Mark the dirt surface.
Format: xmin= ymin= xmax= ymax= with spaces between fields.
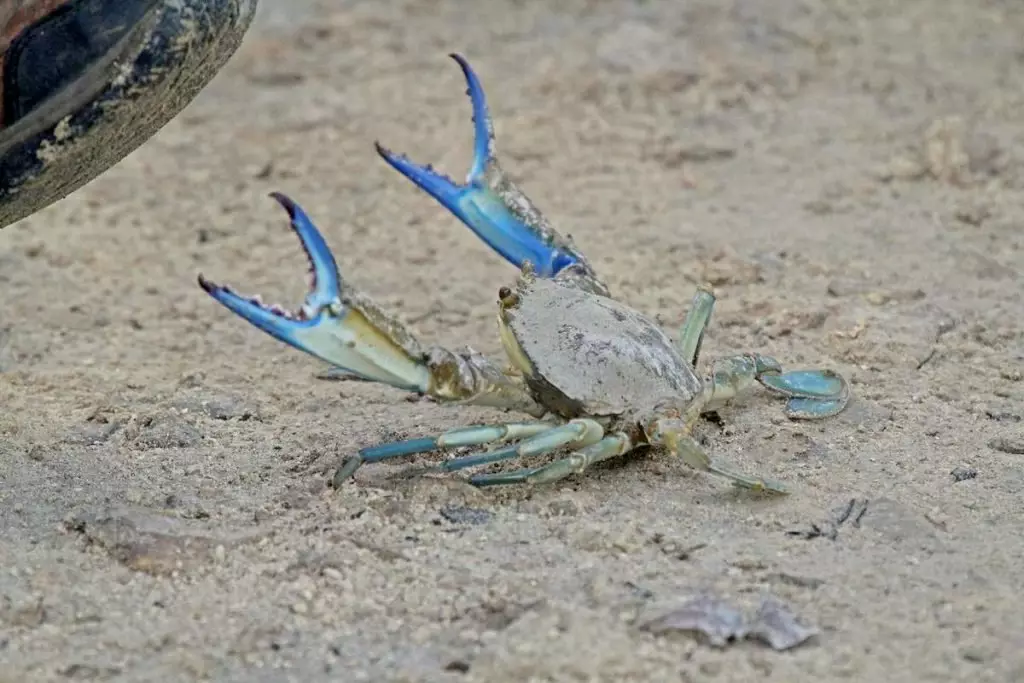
xmin=1 ymin=1 xmax=1023 ymax=681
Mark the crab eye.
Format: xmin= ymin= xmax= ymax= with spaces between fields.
xmin=498 ymin=287 xmax=519 ymax=309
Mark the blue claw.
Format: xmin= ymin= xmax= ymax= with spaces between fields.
xmin=375 ymin=53 xmax=583 ymax=278
xmin=270 ymin=192 xmax=341 ymax=311
xmin=453 ymin=52 xmax=493 ymax=182
xmin=198 ymin=193 xmax=339 ymax=350
xmin=198 ymin=194 xmax=431 ymax=393
xmin=759 ymin=370 xmax=850 ymax=420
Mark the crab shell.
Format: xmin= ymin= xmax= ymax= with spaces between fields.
xmin=497 ymin=270 xmax=703 ymax=421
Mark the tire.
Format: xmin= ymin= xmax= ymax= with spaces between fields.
xmin=0 ymin=0 xmax=259 ymax=230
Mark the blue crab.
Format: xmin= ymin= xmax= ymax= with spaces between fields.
xmin=198 ymin=54 xmax=849 ymax=494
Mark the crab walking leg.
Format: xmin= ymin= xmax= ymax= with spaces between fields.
xmin=436 ymin=418 xmax=604 ymax=475
xmin=198 ymin=193 xmax=544 ymax=416
xmin=644 ymin=411 xmax=790 ymax=495
xmin=676 ymin=285 xmax=716 ymax=366
xmin=470 ymin=432 xmax=634 ymax=487
xmin=374 ymin=54 xmax=609 ymax=297
xmin=701 ymin=353 xmax=850 ymax=419
xmin=333 ymin=421 xmax=553 ymax=482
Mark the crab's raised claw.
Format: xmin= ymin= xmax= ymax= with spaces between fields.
xmin=198 ymin=193 xmax=430 ymax=392
xmin=758 ymin=369 xmax=850 ymax=420
xmin=375 ymin=54 xmax=597 ymax=286
xmin=199 ymin=193 xmax=544 ymax=417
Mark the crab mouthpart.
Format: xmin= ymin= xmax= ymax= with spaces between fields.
xmin=197 ymin=192 xmax=342 ymax=346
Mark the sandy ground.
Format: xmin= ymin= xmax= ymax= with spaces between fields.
xmin=1 ymin=0 xmax=1023 ymax=681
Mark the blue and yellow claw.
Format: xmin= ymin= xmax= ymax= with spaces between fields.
xmin=198 ymin=194 xmax=431 ymax=393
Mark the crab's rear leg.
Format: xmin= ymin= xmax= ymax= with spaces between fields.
xmin=756 ymin=370 xmax=849 ymax=419
xmin=375 ymin=53 xmax=608 ymax=297
xmin=677 ymin=287 xmax=850 ymax=419
xmin=198 ymin=193 xmax=545 ymax=419
xmin=644 ymin=410 xmax=790 ymax=495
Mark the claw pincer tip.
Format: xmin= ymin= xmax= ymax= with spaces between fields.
xmin=268 ymin=191 xmax=298 ymax=216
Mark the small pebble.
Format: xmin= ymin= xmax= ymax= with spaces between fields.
xmin=439 ymin=506 xmax=492 ymax=526
xmin=950 ymin=466 xmax=977 ymax=482
xmin=699 ymin=661 xmax=722 ymax=676
xmin=989 ymin=435 xmax=1024 ymax=455
xmin=547 ymin=498 xmax=580 ymax=517
xmin=960 ymin=645 xmax=987 ymax=663
xmin=999 ymin=367 xmax=1022 ymax=382
xmin=924 ymin=508 xmax=949 ymax=531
